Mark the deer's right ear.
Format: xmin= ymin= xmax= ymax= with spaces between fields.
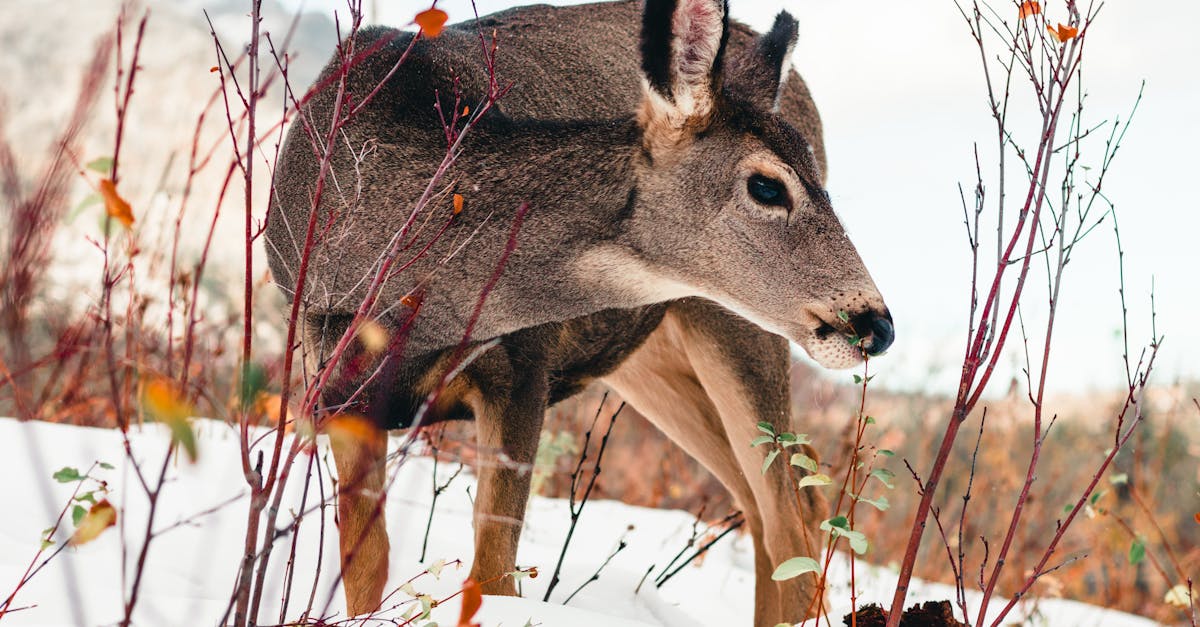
xmin=639 ymin=0 xmax=729 ymax=149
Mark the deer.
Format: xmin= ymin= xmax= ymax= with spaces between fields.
xmin=264 ymin=1 xmax=894 ymax=625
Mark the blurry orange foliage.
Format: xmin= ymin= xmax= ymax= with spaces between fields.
xmin=1018 ymin=1 xmax=1041 ymax=18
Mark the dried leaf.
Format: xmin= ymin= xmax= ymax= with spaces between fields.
xmin=401 ymin=292 xmax=421 ymax=309
xmin=1047 ymin=22 xmax=1079 ymax=42
xmin=415 ymin=8 xmax=449 ymax=38
xmin=453 ymin=193 xmax=464 ymax=215
xmin=69 ymin=500 xmax=116 ymax=546
xmin=1018 ymin=1 xmax=1041 ymax=18
xmin=457 ymin=577 xmax=482 ymax=627
xmin=99 ymin=178 xmax=133 ymax=228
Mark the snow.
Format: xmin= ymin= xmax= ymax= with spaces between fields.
xmin=0 ymin=418 xmax=1161 ymax=626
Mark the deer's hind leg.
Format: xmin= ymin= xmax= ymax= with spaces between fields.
xmin=330 ymin=420 xmax=390 ymax=616
xmin=304 ymin=313 xmax=392 ymax=617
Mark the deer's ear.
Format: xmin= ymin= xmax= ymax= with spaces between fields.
xmin=725 ymin=11 xmax=799 ymax=112
xmin=639 ymin=0 xmax=729 ymax=142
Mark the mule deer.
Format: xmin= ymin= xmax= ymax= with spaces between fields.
xmin=265 ymin=1 xmax=893 ymax=624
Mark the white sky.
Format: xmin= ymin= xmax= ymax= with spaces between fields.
xmin=282 ymin=0 xmax=1199 ymax=395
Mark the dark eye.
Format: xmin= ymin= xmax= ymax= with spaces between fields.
xmin=747 ymin=174 xmax=788 ymax=207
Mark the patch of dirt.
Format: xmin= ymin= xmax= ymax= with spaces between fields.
xmin=843 ymin=601 xmax=966 ymax=627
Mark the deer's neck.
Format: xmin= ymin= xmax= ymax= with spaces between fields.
xmin=411 ymin=116 xmax=656 ymax=349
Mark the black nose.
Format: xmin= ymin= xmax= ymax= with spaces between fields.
xmin=851 ymin=311 xmax=894 ymax=357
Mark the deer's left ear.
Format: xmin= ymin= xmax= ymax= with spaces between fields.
xmin=639 ymin=0 xmax=729 ymax=142
xmin=725 ymin=11 xmax=799 ymax=112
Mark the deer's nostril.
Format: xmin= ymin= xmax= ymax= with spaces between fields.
xmin=867 ymin=315 xmax=894 ymax=356
xmin=849 ymin=311 xmax=894 ymax=357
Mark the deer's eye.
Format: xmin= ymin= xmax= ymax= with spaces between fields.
xmin=747 ymin=174 xmax=787 ymax=207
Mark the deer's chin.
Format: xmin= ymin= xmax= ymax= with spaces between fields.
xmin=796 ymin=331 xmax=864 ymax=370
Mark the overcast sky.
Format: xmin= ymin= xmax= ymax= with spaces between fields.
xmin=280 ymin=0 xmax=1199 ymax=395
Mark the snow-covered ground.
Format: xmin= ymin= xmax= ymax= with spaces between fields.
xmin=0 ymin=418 xmax=1161 ymax=626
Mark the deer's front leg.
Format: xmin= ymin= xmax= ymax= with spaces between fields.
xmin=467 ymin=372 xmax=548 ymax=595
xmin=330 ymin=418 xmax=390 ymax=616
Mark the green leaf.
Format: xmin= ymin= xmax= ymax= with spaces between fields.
xmin=864 ymin=416 xmax=876 ymax=425
xmin=843 ymin=529 xmax=869 ymax=555
xmin=40 ymin=526 xmax=56 ymax=550
xmin=68 ymin=192 xmax=103 ymax=223
xmin=85 ymin=156 xmax=113 ymax=175
xmin=1129 ymin=538 xmax=1146 ymax=565
xmin=858 ymin=495 xmax=890 ymax=512
xmin=52 ymin=467 xmax=83 ymax=483
xmin=1090 ymin=489 xmax=1107 ymax=505
xmin=98 ymin=462 xmax=115 ymax=470
xmin=777 ymin=432 xmax=797 ymax=443
xmin=837 ymin=310 xmax=850 ymax=323
xmin=71 ymin=504 xmax=87 ymax=527
xmin=762 ymin=449 xmax=780 ymax=475
xmin=238 ymin=362 xmax=268 ymax=410
xmin=1063 ymin=503 xmax=1075 ymax=514
xmin=169 ymin=419 xmax=198 ymax=463
xmin=853 ymin=374 xmax=863 ymax=384
xmin=1109 ymin=473 xmax=1129 ymax=486
xmin=771 ymin=556 xmax=820 ymax=581
xmin=75 ymin=491 xmax=97 ymax=505
xmin=822 ymin=516 xmax=850 ymax=531
xmin=756 ymin=421 xmax=776 ymax=436
xmin=797 ymin=474 xmax=832 ymax=488
xmin=750 ymin=435 xmax=775 ymax=448
xmin=878 ymin=449 xmax=895 ymax=457
xmin=870 ymin=468 xmax=896 ymax=489
xmin=789 ymin=453 xmax=818 ymax=473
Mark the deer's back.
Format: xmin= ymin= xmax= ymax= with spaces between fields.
xmin=271 ymin=1 xmax=828 ymax=428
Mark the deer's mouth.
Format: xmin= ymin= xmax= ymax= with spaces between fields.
xmin=799 ymin=308 xmax=894 ymax=369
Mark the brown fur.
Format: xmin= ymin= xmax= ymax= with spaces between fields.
xmin=266 ymin=2 xmax=893 ymax=625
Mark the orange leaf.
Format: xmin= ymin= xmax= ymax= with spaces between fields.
xmin=1018 ymin=1 xmax=1041 ymax=18
xmin=144 ymin=377 xmax=199 ymax=462
xmin=457 ymin=577 xmax=482 ymax=627
xmin=209 ymin=66 xmax=219 ymax=73
xmin=401 ymin=292 xmax=421 ymax=309
xmin=462 ymin=105 xmax=470 ymax=117
xmin=70 ymin=499 xmax=117 ymax=546
xmin=1047 ymin=22 xmax=1079 ymax=42
xmin=453 ymin=193 xmax=464 ymax=215
xmin=1194 ymin=512 xmax=1200 ymax=524
xmin=99 ymin=178 xmax=134 ymax=228
xmin=415 ymin=8 xmax=449 ymax=38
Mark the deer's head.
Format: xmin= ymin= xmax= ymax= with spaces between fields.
xmin=581 ymin=0 xmax=892 ymax=369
